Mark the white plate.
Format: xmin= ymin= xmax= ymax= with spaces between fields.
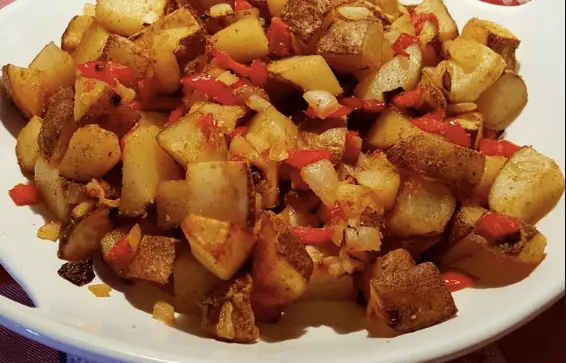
xmin=0 ymin=0 xmax=564 ymax=362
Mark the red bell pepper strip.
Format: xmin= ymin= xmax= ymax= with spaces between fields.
xmin=476 ymin=213 xmax=522 ymax=241
xmin=444 ymin=120 xmax=472 ymax=148
xmin=211 ymin=49 xmax=268 ymax=87
xmin=227 ymin=126 xmax=249 ymax=144
xmin=305 ymin=104 xmax=352 ymax=119
xmin=392 ymin=33 xmax=418 ymax=58
xmin=138 ymin=78 xmax=154 ymax=102
xmin=409 ymin=11 xmax=439 ymax=35
xmin=441 ymin=269 xmax=475 ymax=292
xmin=267 ymin=17 xmax=291 ymax=57
xmin=8 ymin=183 xmax=40 ymax=206
xmin=182 ymin=73 xmax=240 ymax=105
xmin=482 ymin=128 xmax=500 ymax=140
xmin=199 ymin=113 xmax=218 ymax=139
xmin=341 ymin=97 xmax=386 ymax=113
xmin=234 ymin=0 xmax=253 ymax=11
xmin=392 ymin=87 xmax=425 ymax=108
xmin=478 ymin=139 xmax=522 ymax=158
xmin=291 ymin=227 xmax=335 ymax=245
xmin=343 ymin=131 xmax=362 ymax=165
xmin=285 ymin=149 xmax=333 ymax=169
xmin=411 ymin=109 xmax=471 ymax=148
xmin=77 ymin=61 xmax=134 ymax=88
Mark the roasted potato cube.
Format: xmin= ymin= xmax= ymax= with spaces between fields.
xmin=317 ymin=19 xmax=384 ymax=74
xmin=448 ymin=205 xmax=487 ymax=248
xmin=211 ymin=16 xmax=269 ymax=63
xmin=95 ymin=0 xmax=169 ymax=36
xmin=201 ymin=273 xmax=259 ymax=343
xmin=181 ymin=214 xmax=258 ymax=280
xmin=474 ymin=71 xmax=527 ymax=131
xmin=461 ymin=18 xmax=520 ymax=71
xmin=29 ymin=42 xmax=75 ymax=98
xmin=251 ymin=212 xmax=314 ymax=322
xmin=364 ymin=107 xmax=421 ymax=150
xmin=387 ymin=133 xmax=485 ymax=195
xmin=353 ymin=151 xmax=400 ymax=212
xmin=38 ymin=87 xmax=77 ymax=163
xmin=280 ymin=0 xmax=334 ymax=52
xmin=267 ymin=0 xmax=289 ymax=16
xmin=206 ymin=8 xmax=261 ymax=34
xmin=299 ymin=267 xmax=354 ymax=301
xmin=267 ymin=55 xmax=343 ymax=97
xmin=185 ymin=161 xmax=255 ymax=227
xmin=59 ymin=125 xmax=121 ymax=182
xmin=189 ymin=102 xmax=246 ymax=134
xmin=34 ymin=157 xmax=70 ymax=222
xmin=368 ymin=262 xmax=457 ymax=333
xmin=61 ymin=15 xmax=95 ymax=54
xmin=362 ymin=248 xmax=415 ymax=301
xmin=130 ymin=6 xmax=202 ymax=45
xmin=372 ymin=0 xmax=400 ymax=18
xmin=16 ymin=116 xmax=43 ymax=174
xmin=245 ymin=105 xmax=298 ymax=152
xmin=385 ymin=13 xmax=415 ymax=44
xmin=414 ymin=0 xmax=458 ymax=42
xmin=71 ymin=22 xmax=110 ymax=65
xmin=1 ymin=65 xmax=47 ymax=119
xmin=419 ymin=67 xmax=447 ymax=111
xmin=156 ymin=180 xmax=191 ymax=229
xmin=157 ymin=112 xmax=228 ymax=167
xmin=474 ymin=155 xmax=507 ymax=206
xmin=120 ymin=123 xmax=183 ymax=217
xmin=126 ymin=236 xmax=178 ymax=284
xmin=386 ymin=175 xmax=456 ymax=238
xmin=173 ymin=248 xmax=221 ymax=314
xmin=354 ymin=44 xmax=422 ymax=102
xmin=489 ymin=147 xmax=565 ymax=225
xmin=101 ymin=35 xmax=151 ymax=80
xmin=59 ymin=208 xmax=113 ymax=261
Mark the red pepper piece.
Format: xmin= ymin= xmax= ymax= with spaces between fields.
xmin=285 ymin=149 xmax=333 ymax=169
xmin=409 ymin=11 xmax=439 ymax=35
xmin=482 ymin=128 xmax=500 ymax=140
xmin=340 ymin=97 xmax=386 ymax=113
xmin=343 ymin=131 xmax=362 ymax=165
xmin=213 ymin=50 xmax=269 ymax=87
xmin=105 ymin=236 xmax=136 ymax=271
xmin=476 ymin=213 xmax=522 ymax=241
xmin=8 ymin=183 xmax=40 ymax=206
xmin=444 ymin=120 xmax=472 ymax=148
xmin=199 ymin=113 xmax=218 ymax=139
xmin=227 ymin=126 xmax=249 ymax=144
xmin=291 ymin=227 xmax=335 ymax=245
xmin=328 ymin=104 xmax=353 ymax=118
xmin=164 ymin=108 xmax=184 ymax=128
xmin=392 ymin=87 xmax=425 ymax=108
xmin=392 ymin=33 xmax=418 ymax=58
xmin=77 ymin=61 xmax=134 ymax=88
xmin=234 ymin=0 xmax=253 ymax=11
xmin=182 ymin=73 xmax=240 ymax=105
xmin=267 ymin=17 xmax=291 ymax=57
xmin=341 ymin=97 xmax=363 ymax=110
xmin=249 ymin=59 xmax=269 ymax=87
xmin=441 ymin=269 xmax=475 ymax=292
xmin=411 ymin=108 xmax=447 ymax=133
xmin=304 ymin=107 xmax=318 ymax=119
xmin=479 ymin=139 xmax=522 ymax=158
xmin=138 ymin=78 xmax=154 ymax=102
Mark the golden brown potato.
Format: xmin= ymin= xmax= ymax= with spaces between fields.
xmin=387 ymin=133 xmax=486 ymax=195
xmin=280 ymin=0 xmax=334 ymax=52
xmin=59 ymin=125 xmax=121 ymax=182
xmin=461 ymin=18 xmax=520 ymax=71
xmin=414 ymin=0 xmax=458 ymax=42
xmin=29 ymin=42 xmax=75 ymax=98
xmin=59 ymin=208 xmax=113 ymax=261
xmin=189 ymin=102 xmax=246 ymax=134
xmin=245 ymin=105 xmax=299 ymax=152
xmin=299 ymin=267 xmax=355 ymax=301
xmin=206 ymin=8 xmax=260 ymax=34
xmin=267 ymin=0 xmax=288 ymax=16
xmin=474 ymin=71 xmax=527 ymax=131
xmin=353 ymin=152 xmax=400 ymax=212
xmin=2 ymin=65 xmax=47 ymax=119
xmin=368 ymin=262 xmax=457 ymax=333
xmin=126 ymin=236 xmax=179 ymax=284
xmin=447 ymin=205 xmax=487 ymax=248
xmin=372 ymin=0 xmax=400 ymax=18
xmin=489 ymin=147 xmax=565 ymax=225
xmin=130 ymin=6 xmax=202 ymax=45
xmin=120 ymin=123 xmax=183 ymax=217
xmin=157 ymin=112 xmax=228 ymax=167
xmin=181 ymin=214 xmax=258 ymax=280
xmin=362 ymin=248 xmax=415 ymax=301
xmin=267 ymin=55 xmax=343 ymax=97
xmin=211 ymin=16 xmax=269 ymax=63
xmin=251 ymin=212 xmax=314 ymax=322
xmin=474 ymin=155 xmax=507 ymax=206
xmin=201 ymin=273 xmax=259 ymax=343
xmin=71 ymin=22 xmax=110 ymax=65
xmin=317 ymin=19 xmax=384 ymax=74
xmin=95 ymin=0 xmax=169 ymax=36
xmin=34 ymin=157 xmax=71 ymax=222
xmin=16 ymin=116 xmax=43 ymax=174
xmin=386 ymin=175 xmax=456 ymax=238
xmin=446 ymin=102 xmax=477 ymax=116
xmin=156 ymin=180 xmax=191 ymax=230
xmin=364 ymin=107 xmax=421 ymax=150
xmin=384 ymin=13 xmax=415 ymax=44
xmin=101 ymin=35 xmax=151 ymax=79
xmin=419 ymin=67 xmax=447 ymax=111
xmin=61 ymin=15 xmax=94 ymax=54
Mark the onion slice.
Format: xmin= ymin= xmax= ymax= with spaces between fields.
xmin=303 ymin=90 xmax=341 ymax=119
xmin=301 ymin=159 xmax=339 ymax=206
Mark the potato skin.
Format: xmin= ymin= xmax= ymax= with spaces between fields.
xmin=280 ymin=0 xmax=334 ymax=51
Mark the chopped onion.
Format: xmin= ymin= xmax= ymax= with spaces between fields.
xmin=259 ymin=17 xmax=266 ymax=26
xmin=246 ymin=93 xmax=272 ymax=112
xmin=210 ymin=3 xmax=234 ymax=17
xmin=303 ymin=90 xmax=340 ymax=119
xmin=301 ymin=159 xmax=339 ymax=206
xmin=217 ymin=71 xmax=240 ymax=86
xmin=338 ymin=6 xmax=372 ymax=21
xmin=153 ymin=301 xmax=175 ymax=325
xmin=344 ymin=226 xmax=382 ymax=252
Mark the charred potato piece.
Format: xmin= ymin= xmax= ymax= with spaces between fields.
xmin=1 ymin=65 xmax=47 ymax=119
xmin=364 ymin=107 xmax=422 ymax=150
xmin=95 ymin=0 xmax=170 ymax=36
xmin=71 ymin=22 xmax=110 ymax=65
xmin=280 ymin=0 xmax=334 ymax=52
xmin=61 ymin=15 xmax=95 ymax=53
xmin=489 ymin=147 xmax=565 ymax=225
xmin=29 ymin=42 xmax=75 ymax=98
xmin=387 ymin=133 xmax=485 ymax=195
xmin=201 ymin=273 xmax=259 ymax=343
xmin=211 ymin=16 xmax=269 ymax=63
xmin=126 ymin=235 xmax=178 ymax=284
xmin=34 ymin=157 xmax=70 ymax=222
xmin=101 ymin=35 xmax=151 ymax=80
xmin=189 ymin=102 xmax=246 ymax=134
xmin=59 ymin=208 xmax=113 ymax=261
xmin=16 ymin=116 xmax=43 ymax=174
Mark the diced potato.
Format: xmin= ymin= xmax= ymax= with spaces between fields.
xmin=156 ymin=180 xmax=191 ymax=229
xmin=37 ymin=221 xmax=62 ymax=241
xmin=34 ymin=157 xmax=70 ymax=222
xmin=364 ymin=107 xmax=421 ymax=150
xmin=299 ymin=268 xmax=354 ymax=301
xmin=474 ymin=155 xmax=507 ymax=206
xmin=173 ymin=248 xmax=220 ymax=314
xmin=267 ymin=55 xmax=343 ymax=97
xmin=139 ymin=111 xmax=169 ymax=128
xmin=461 ymin=18 xmax=520 ymax=71
xmin=181 ymin=214 xmax=258 ymax=280
xmin=362 ymin=248 xmax=415 ymax=302
xmin=157 ymin=112 xmax=228 ymax=168
xmin=153 ymin=301 xmax=175 ymax=325
xmin=372 ymin=0 xmax=400 ymax=18
xmin=38 ymin=88 xmax=77 ymax=163
xmin=489 ymin=147 xmax=565 ymax=224
xmin=130 ymin=6 xmax=202 ymax=46
xmin=245 ymin=105 xmax=298 ymax=152
xmin=120 ymin=123 xmax=183 ymax=217
xmin=368 ymin=262 xmax=457 ymax=333
xmin=267 ymin=0 xmax=288 ymax=16
xmin=317 ymin=19 xmax=384 ymax=74
xmin=384 ymin=13 xmax=415 ymax=44
xmin=126 ymin=235 xmax=178 ymax=284
xmin=280 ymin=0 xmax=334 ymax=52
xmin=201 ymin=273 xmax=259 ymax=343
xmin=386 ymin=175 xmax=456 ymax=238
xmin=446 ymin=102 xmax=477 ymax=116
xmin=189 ymin=102 xmax=246 ymax=134
xmin=59 ymin=208 xmax=113 ymax=261
xmin=251 ymin=212 xmax=314 ymax=322
xmin=206 ymin=8 xmax=261 ymax=34
xmin=211 ymin=16 xmax=269 ymax=63
xmin=71 ymin=22 xmax=110 ymax=65
xmin=387 ymin=133 xmax=486 ymax=195
xmin=353 ymin=152 xmax=400 ymax=212
xmin=16 ymin=116 xmax=43 ymax=173
xmin=447 ymin=205 xmax=487 ymax=248
xmin=1 ymin=65 xmax=47 ymax=119
xmin=101 ymin=35 xmax=151 ymax=79
xmin=95 ymin=0 xmax=169 ymax=36
xmin=414 ymin=0 xmax=458 ymax=42
xmin=354 ymin=44 xmax=422 ymax=102
xmin=475 ymin=71 xmax=527 ymax=131
xmin=61 ymin=15 xmax=94 ymax=53
xmin=29 ymin=42 xmax=75 ymax=98
xmin=59 ymin=125 xmax=121 ymax=182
